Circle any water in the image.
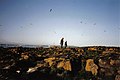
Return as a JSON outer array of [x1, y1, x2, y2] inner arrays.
[[0, 44, 50, 48]]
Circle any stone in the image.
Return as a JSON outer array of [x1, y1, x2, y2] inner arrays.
[[91, 64, 98, 75], [85, 59, 98, 75], [99, 59, 110, 68], [105, 69, 113, 76], [57, 60, 71, 71], [88, 47, 97, 51], [110, 59, 120, 66], [16, 70, 20, 73], [21, 52, 29, 60], [27, 67, 37, 73], [118, 70, 120, 74], [115, 75, 120, 80], [44, 57, 56, 66]]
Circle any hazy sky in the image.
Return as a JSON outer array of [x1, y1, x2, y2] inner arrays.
[[0, 0, 119, 46]]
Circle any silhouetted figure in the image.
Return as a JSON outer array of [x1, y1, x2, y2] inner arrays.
[[65, 41, 67, 48], [60, 38, 64, 48]]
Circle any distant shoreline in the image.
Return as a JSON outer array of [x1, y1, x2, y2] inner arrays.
[[0, 43, 119, 48]]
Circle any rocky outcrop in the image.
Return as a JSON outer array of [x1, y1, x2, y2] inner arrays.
[[0, 46, 119, 80]]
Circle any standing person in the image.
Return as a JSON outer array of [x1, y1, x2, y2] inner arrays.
[[60, 38, 64, 48], [65, 41, 67, 48]]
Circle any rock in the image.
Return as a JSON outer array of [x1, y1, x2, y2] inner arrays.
[[0, 46, 119, 80], [21, 52, 29, 60], [110, 59, 120, 66], [27, 61, 47, 73], [115, 75, 120, 80], [99, 59, 110, 68], [105, 68, 114, 76], [57, 60, 71, 71], [27, 67, 37, 73], [3, 65, 11, 69], [16, 70, 20, 73], [85, 59, 98, 75], [118, 70, 120, 74], [100, 68, 105, 73], [90, 64, 98, 75], [36, 63, 44, 68], [44, 57, 56, 66], [88, 47, 97, 51]]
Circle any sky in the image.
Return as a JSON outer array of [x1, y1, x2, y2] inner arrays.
[[0, 0, 119, 47]]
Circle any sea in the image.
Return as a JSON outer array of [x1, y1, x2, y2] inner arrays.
[[0, 44, 49, 48]]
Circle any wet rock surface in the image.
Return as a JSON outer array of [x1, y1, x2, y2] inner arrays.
[[0, 46, 119, 80]]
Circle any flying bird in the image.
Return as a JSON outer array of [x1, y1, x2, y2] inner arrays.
[[53, 31, 57, 34], [20, 26, 23, 28], [80, 21, 82, 23], [104, 30, 106, 32], [118, 27, 120, 30], [50, 9, 52, 12], [30, 23, 33, 25], [93, 23, 96, 25]]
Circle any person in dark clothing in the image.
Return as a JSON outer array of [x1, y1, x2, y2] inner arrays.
[[60, 38, 64, 48], [65, 41, 67, 48]]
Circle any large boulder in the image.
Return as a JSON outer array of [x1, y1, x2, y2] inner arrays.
[[57, 60, 71, 71], [85, 59, 98, 75]]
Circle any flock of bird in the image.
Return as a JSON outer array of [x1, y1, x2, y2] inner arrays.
[[0, 8, 108, 34]]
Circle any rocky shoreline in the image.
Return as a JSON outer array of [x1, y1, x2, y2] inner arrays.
[[0, 46, 120, 80]]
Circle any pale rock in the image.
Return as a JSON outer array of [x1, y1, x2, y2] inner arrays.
[[16, 70, 20, 73], [115, 75, 120, 80], [118, 70, 120, 74], [27, 67, 37, 73]]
